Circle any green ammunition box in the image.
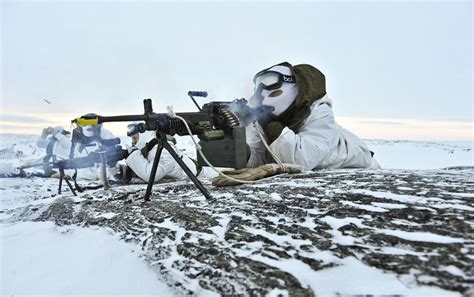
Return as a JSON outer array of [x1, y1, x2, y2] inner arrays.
[[198, 127, 248, 169]]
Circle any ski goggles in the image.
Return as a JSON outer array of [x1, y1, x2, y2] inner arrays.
[[253, 70, 296, 91], [127, 123, 139, 136]]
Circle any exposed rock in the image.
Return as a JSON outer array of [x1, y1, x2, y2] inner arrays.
[[32, 168, 474, 295]]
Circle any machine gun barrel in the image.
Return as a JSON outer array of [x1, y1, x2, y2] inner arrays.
[[61, 148, 127, 169], [85, 112, 215, 138], [76, 112, 212, 123], [97, 113, 204, 124], [25, 147, 127, 172], [73, 114, 159, 126]]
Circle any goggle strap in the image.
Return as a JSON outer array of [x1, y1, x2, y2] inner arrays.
[[281, 75, 296, 83], [254, 71, 296, 84]]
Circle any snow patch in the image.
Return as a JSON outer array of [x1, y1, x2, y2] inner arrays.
[[270, 192, 282, 201], [0, 221, 172, 295], [378, 229, 464, 243], [371, 202, 407, 209], [341, 200, 388, 212], [96, 212, 118, 219]]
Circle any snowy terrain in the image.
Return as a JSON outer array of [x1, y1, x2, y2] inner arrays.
[[0, 134, 473, 296]]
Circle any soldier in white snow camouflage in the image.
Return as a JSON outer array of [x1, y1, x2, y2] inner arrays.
[[246, 62, 380, 170]]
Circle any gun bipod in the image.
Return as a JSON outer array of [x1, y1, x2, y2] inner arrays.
[[58, 163, 77, 196], [144, 131, 213, 202]]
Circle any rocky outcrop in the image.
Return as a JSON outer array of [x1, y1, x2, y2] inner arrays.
[[35, 168, 473, 296]]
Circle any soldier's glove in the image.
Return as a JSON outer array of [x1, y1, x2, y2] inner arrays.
[[229, 98, 254, 127], [115, 148, 130, 161], [212, 163, 303, 187], [253, 106, 284, 143], [140, 138, 159, 158], [230, 100, 276, 129], [255, 105, 275, 128]]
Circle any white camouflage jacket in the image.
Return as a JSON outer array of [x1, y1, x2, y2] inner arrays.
[[247, 95, 380, 170], [124, 130, 204, 183]]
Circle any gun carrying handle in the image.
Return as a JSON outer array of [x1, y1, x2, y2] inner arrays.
[[188, 91, 208, 98], [188, 91, 208, 111]]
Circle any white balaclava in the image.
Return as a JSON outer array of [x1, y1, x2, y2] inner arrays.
[[251, 65, 298, 116], [82, 125, 95, 138]]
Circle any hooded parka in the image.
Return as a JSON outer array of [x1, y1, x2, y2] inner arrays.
[[247, 62, 380, 170]]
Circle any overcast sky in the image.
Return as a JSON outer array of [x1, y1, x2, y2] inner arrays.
[[1, 1, 472, 140]]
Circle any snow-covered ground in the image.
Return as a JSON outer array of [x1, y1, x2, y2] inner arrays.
[[0, 134, 472, 296], [365, 139, 473, 170], [1, 221, 172, 296]]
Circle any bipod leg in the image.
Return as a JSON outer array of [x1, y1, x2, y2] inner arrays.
[[99, 152, 111, 189], [64, 177, 77, 196], [72, 170, 84, 193], [59, 166, 77, 196], [144, 137, 164, 202], [58, 170, 63, 194], [161, 136, 213, 201]]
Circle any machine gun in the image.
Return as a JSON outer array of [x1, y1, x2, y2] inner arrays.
[[19, 145, 128, 195], [72, 91, 249, 202], [68, 122, 122, 159]]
